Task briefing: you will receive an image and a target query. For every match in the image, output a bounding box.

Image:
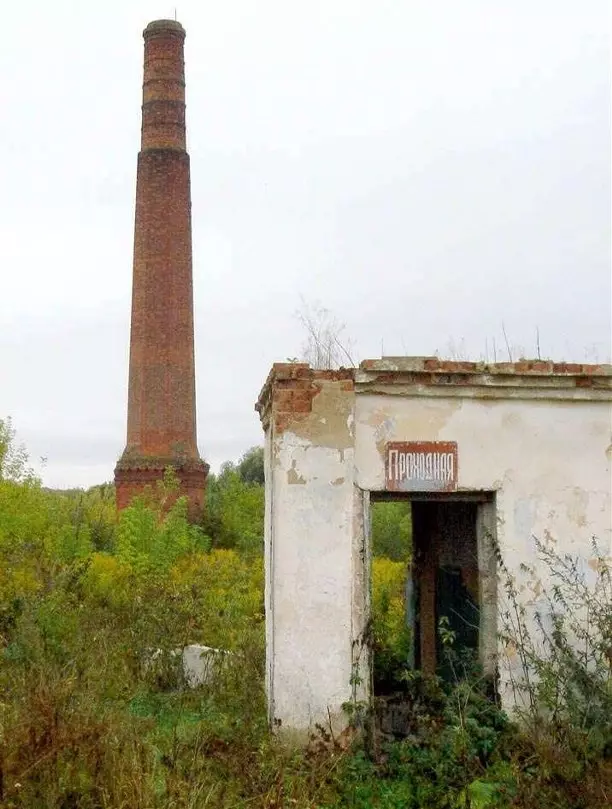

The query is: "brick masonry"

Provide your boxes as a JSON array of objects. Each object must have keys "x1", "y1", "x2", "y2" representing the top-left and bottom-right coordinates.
[
  {"x1": 255, "y1": 363, "x2": 355, "y2": 433},
  {"x1": 115, "y1": 20, "x2": 208, "y2": 519},
  {"x1": 255, "y1": 357, "x2": 612, "y2": 437}
]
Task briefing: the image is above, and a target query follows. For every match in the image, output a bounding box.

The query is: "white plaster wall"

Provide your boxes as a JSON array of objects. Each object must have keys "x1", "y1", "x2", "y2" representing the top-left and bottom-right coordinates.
[
  {"x1": 263, "y1": 423, "x2": 275, "y2": 722},
  {"x1": 355, "y1": 393, "x2": 612, "y2": 707},
  {"x1": 266, "y1": 428, "x2": 367, "y2": 734},
  {"x1": 265, "y1": 384, "x2": 611, "y2": 733},
  {"x1": 355, "y1": 395, "x2": 611, "y2": 553}
]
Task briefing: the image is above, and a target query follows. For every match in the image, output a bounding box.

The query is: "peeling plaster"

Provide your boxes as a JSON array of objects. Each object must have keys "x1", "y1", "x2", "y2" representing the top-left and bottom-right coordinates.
[
  {"x1": 287, "y1": 460, "x2": 306, "y2": 485},
  {"x1": 285, "y1": 382, "x2": 354, "y2": 450},
  {"x1": 263, "y1": 367, "x2": 612, "y2": 735}
]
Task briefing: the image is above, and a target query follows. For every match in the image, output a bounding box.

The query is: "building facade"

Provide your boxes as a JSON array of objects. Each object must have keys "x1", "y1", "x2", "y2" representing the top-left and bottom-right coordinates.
[{"x1": 256, "y1": 357, "x2": 612, "y2": 736}]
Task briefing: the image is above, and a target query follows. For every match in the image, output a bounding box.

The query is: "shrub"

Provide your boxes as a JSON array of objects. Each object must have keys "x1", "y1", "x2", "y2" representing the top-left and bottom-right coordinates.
[
  {"x1": 371, "y1": 556, "x2": 412, "y2": 691},
  {"x1": 496, "y1": 534, "x2": 612, "y2": 806}
]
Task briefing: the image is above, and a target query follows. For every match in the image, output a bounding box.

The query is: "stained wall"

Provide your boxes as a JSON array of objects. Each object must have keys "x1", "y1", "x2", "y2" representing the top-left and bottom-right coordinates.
[{"x1": 257, "y1": 359, "x2": 612, "y2": 734}]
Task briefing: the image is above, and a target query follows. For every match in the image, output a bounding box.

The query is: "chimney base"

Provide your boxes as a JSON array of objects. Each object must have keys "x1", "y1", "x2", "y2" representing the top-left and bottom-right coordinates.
[{"x1": 114, "y1": 457, "x2": 209, "y2": 522}]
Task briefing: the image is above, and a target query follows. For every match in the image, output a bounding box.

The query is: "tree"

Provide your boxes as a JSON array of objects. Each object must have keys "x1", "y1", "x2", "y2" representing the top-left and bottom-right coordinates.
[
  {"x1": 203, "y1": 463, "x2": 264, "y2": 556},
  {"x1": 0, "y1": 417, "x2": 36, "y2": 483},
  {"x1": 295, "y1": 297, "x2": 356, "y2": 369},
  {"x1": 371, "y1": 500, "x2": 412, "y2": 562},
  {"x1": 237, "y1": 446, "x2": 264, "y2": 485}
]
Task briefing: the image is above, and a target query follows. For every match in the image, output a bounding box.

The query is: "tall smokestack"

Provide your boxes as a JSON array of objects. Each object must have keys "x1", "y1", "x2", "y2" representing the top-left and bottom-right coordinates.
[{"x1": 115, "y1": 19, "x2": 208, "y2": 518}]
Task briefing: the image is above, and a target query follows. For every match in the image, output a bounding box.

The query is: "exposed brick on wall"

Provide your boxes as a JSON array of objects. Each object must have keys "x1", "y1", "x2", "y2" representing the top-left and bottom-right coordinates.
[
  {"x1": 115, "y1": 465, "x2": 207, "y2": 521},
  {"x1": 360, "y1": 356, "x2": 611, "y2": 377},
  {"x1": 126, "y1": 149, "x2": 197, "y2": 457},
  {"x1": 254, "y1": 363, "x2": 355, "y2": 433},
  {"x1": 256, "y1": 357, "x2": 612, "y2": 432},
  {"x1": 115, "y1": 19, "x2": 207, "y2": 519}
]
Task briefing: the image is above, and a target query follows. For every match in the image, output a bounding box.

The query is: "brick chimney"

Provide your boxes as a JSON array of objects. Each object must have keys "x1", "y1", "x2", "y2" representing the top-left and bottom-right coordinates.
[{"x1": 114, "y1": 19, "x2": 208, "y2": 519}]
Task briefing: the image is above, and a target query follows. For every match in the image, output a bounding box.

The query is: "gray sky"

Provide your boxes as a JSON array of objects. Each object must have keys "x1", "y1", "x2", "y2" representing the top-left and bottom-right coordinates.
[{"x1": 1, "y1": 0, "x2": 610, "y2": 489}]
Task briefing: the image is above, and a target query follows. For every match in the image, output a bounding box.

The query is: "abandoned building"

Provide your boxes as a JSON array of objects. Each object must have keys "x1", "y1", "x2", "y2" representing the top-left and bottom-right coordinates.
[
  {"x1": 256, "y1": 357, "x2": 612, "y2": 736},
  {"x1": 114, "y1": 20, "x2": 208, "y2": 516},
  {"x1": 109, "y1": 19, "x2": 612, "y2": 741}
]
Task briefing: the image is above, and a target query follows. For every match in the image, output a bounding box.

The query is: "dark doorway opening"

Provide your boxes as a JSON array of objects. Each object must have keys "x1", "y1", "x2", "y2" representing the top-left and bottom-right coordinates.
[
  {"x1": 370, "y1": 493, "x2": 496, "y2": 696},
  {"x1": 412, "y1": 500, "x2": 479, "y2": 679}
]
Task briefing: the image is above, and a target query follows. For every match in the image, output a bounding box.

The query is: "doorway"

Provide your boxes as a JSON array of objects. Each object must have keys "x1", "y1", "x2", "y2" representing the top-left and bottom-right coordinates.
[{"x1": 370, "y1": 493, "x2": 497, "y2": 694}]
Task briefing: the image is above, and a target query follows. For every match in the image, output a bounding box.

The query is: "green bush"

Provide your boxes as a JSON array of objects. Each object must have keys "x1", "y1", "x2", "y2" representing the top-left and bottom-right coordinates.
[
  {"x1": 203, "y1": 461, "x2": 265, "y2": 556},
  {"x1": 371, "y1": 556, "x2": 412, "y2": 691}
]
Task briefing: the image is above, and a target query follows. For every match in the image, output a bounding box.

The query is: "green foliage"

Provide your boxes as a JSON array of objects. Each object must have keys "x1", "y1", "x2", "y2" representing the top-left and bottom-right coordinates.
[
  {"x1": 371, "y1": 499, "x2": 412, "y2": 561},
  {"x1": 237, "y1": 445, "x2": 265, "y2": 485},
  {"x1": 332, "y1": 665, "x2": 513, "y2": 809},
  {"x1": 0, "y1": 419, "x2": 270, "y2": 807},
  {"x1": 116, "y1": 496, "x2": 208, "y2": 574},
  {"x1": 371, "y1": 556, "x2": 412, "y2": 691},
  {"x1": 496, "y1": 535, "x2": 612, "y2": 803},
  {"x1": 69, "y1": 482, "x2": 117, "y2": 552},
  {"x1": 169, "y1": 549, "x2": 264, "y2": 649},
  {"x1": 203, "y1": 461, "x2": 264, "y2": 555},
  {"x1": 370, "y1": 500, "x2": 412, "y2": 689}
]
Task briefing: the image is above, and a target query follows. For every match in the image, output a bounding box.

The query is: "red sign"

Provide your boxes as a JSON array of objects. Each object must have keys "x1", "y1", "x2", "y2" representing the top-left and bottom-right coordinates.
[{"x1": 385, "y1": 441, "x2": 458, "y2": 492}]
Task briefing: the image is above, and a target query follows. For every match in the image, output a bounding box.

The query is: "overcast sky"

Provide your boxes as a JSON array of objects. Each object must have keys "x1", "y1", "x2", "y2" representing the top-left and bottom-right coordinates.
[{"x1": 1, "y1": 0, "x2": 610, "y2": 489}]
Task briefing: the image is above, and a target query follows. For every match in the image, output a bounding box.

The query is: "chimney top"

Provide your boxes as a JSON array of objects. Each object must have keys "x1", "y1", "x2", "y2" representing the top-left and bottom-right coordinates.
[
  {"x1": 143, "y1": 19, "x2": 186, "y2": 39},
  {"x1": 140, "y1": 18, "x2": 187, "y2": 151}
]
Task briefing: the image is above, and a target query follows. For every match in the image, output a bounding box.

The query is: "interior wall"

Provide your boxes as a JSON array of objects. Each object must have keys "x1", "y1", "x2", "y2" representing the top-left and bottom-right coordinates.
[{"x1": 411, "y1": 500, "x2": 480, "y2": 675}]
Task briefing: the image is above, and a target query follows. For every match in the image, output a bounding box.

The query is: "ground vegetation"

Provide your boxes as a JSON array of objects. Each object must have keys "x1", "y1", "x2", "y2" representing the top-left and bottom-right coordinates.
[{"x1": 0, "y1": 419, "x2": 610, "y2": 807}]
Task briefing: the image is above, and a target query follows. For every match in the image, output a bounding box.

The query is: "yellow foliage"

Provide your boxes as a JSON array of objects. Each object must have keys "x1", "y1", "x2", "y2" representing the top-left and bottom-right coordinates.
[
  {"x1": 82, "y1": 552, "x2": 133, "y2": 609},
  {"x1": 372, "y1": 557, "x2": 406, "y2": 635},
  {"x1": 0, "y1": 563, "x2": 42, "y2": 610},
  {"x1": 371, "y1": 556, "x2": 411, "y2": 675},
  {"x1": 170, "y1": 549, "x2": 264, "y2": 649},
  {"x1": 372, "y1": 555, "x2": 406, "y2": 595}
]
